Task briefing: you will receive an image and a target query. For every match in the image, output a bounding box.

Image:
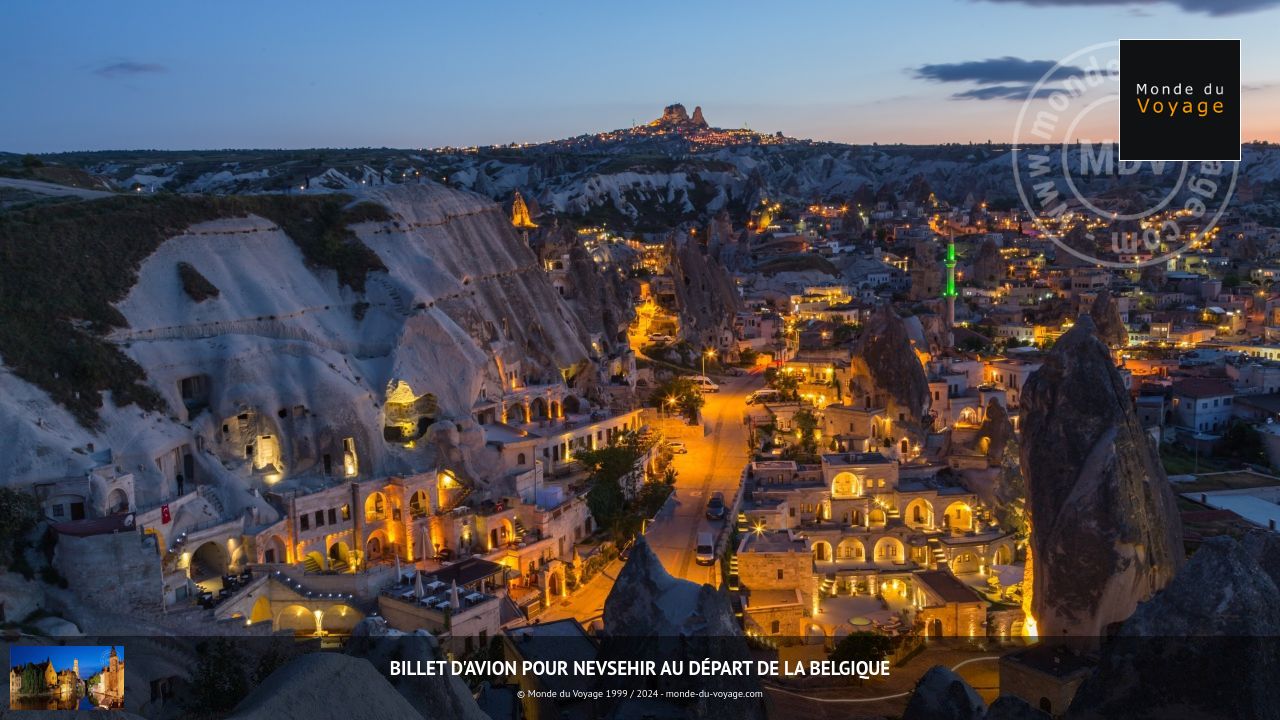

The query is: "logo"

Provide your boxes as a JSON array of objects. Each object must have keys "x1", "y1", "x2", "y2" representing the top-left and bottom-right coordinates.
[{"x1": 1012, "y1": 41, "x2": 1238, "y2": 269}]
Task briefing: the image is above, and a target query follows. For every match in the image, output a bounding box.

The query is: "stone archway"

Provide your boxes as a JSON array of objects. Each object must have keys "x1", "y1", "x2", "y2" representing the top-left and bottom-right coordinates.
[
  {"x1": 804, "y1": 623, "x2": 828, "y2": 645},
  {"x1": 190, "y1": 541, "x2": 228, "y2": 583},
  {"x1": 868, "y1": 508, "x2": 887, "y2": 528},
  {"x1": 904, "y1": 498, "x2": 934, "y2": 529},
  {"x1": 249, "y1": 596, "x2": 272, "y2": 626},
  {"x1": 365, "y1": 492, "x2": 387, "y2": 522},
  {"x1": 276, "y1": 604, "x2": 315, "y2": 634},
  {"x1": 831, "y1": 471, "x2": 859, "y2": 498},
  {"x1": 836, "y1": 538, "x2": 865, "y2": 561},
  {"x1": 409, "y1": 490, "x2": 429, "y2": 518},
  {"x1": 929, "y1": 618, "x2": 944, "y2": 637},
  {"x1": 365, "y1": 530, "x2": 388, "y2": 562},
  {"x1": 264, "y1": 534, "x2": 288, "y2": 564},
  {"x1": 322, "y1": 604, "x2": 362, "y2": 633},
  {"x1": 531, "y1": 397, "x2": 549, "y2": 420},
  {"x1": 993, "y1": 543, "x2": 1013, "y2": 566},
  {"x1": 106, "y1": 488, "x2": 130, "y2": 513},
  {"x1": 943, "y1": 502, "x2": 974, "y2": 532},
  {"x1": 813, "y1": 541, "x2": 832, "y2": 562},
  {"x1": 873, "y1": 537, "x2": 904, "y2": 563}
]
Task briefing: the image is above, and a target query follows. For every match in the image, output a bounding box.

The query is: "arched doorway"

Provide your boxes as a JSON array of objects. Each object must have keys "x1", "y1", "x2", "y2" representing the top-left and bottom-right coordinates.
[
  {"x1": 190, "y1": 541, "x2": 228, "y2": 584},
  {"x1": 831, "y1": 471, "x2": 858, "y2": 497},
  {"x1": 322, "y1": 604, "x2": 362, "y2": 633},
  {"x1": 904, "y1": 498, "x2": 933, "y2": 529},
  {"x1": 993, "y1": 544, "x2": 1013, "y2": 566},
  {"x1": 249, "y1": 596, "x2": 272, "y2": 625},
  {"x1": 264, "y1": 535, "x2": 287, "y2": 564},
  {"x1": 812, "y1": 541, "x2": 832, "y2": 562},
  {"x1": 836, "y1": 538, "x2": 865, "y2": 561},
  {"x1": 328, "y1": 541, "x2": 351, "y2": 570},
  {"x1": 944, "y1": 502, "x2": 973, "y2": 532},
  {"x1": 409, "y1": 490, "x2": 429, "y2": 518},
  {"x1": 868, "y1": 508, "x2": 887, "y2": 528},
  {"x1": 531, "y1": 397, "x2": 548, "y2": 420},
  {"x1": 563, "y1": 395, "x2": 582, "y2": 414},
  {"x1": 365, "y1": 530, "x2": 387, "y2": 562},
  {"x1": 365, "y1": 492, "x2": 387, "y2": 522},
  {"x1": 873, "y1": 537, "x2": 904, "y2": 563},
  {"x1": 106, "y1": 488, "x2": 130, "y2": 513},
  {"x1": 804, "y1": 623, "x2": 827, "y2": 645},
  {"x1": 929, "y1": 618, "x2": 944, "y2": 637},
  {"x1": 276, "y1": 604, "x2": 315, "y2": 634}
]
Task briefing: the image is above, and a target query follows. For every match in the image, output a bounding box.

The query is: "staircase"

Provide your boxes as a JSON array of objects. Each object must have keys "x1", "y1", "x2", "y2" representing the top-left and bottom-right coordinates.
[
  {"x1": 819, "y1": 574, "x2": 837, "y2": 597},
  {"x1": 303, "y1": 554, "x2": 324, "y2": 573},
  {"x1": 511, "y1": 517, "x2": 528, "y2": 544},
  {"x1": 927, "y1": 537, "x2": 947, "y2": 569}
]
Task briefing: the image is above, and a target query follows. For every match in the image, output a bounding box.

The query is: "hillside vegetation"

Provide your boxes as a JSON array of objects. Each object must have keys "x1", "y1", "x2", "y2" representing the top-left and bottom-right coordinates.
[{"x1": 0, "y1": 193, "x2": 390, "y2": 426}]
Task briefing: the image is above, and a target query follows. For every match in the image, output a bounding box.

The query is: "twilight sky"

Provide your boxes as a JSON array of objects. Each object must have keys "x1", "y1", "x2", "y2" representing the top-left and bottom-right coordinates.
[{"x1": 4, "y1": 0, "x2": 1279, "y2": 151}]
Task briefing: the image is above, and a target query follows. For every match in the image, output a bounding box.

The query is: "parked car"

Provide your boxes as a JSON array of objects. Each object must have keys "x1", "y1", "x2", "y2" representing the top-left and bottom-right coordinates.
[
  {"x1": 648, "y1": 333, "x2": 675, "y2": 344},
  {"x1": 705, "y1": 492, "x2": 726, "y2": 521},
  {"x1": 692, "y1": 376, "x2": 719, "y2": 393},
  {"x1": 746, "y1": 389, "x2": 780, "y2": 405},
  {"x1": 665, "y1": 440, "x2": 688, "y2": 454},
  {"x1": 695, "y1": 532, "x2": 716, "y2": 565}
]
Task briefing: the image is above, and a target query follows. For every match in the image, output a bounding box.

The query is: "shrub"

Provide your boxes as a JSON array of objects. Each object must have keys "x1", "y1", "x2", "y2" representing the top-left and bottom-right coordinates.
[{"x1": 177, "y1": 262, "x2": 220, "y2": 302}]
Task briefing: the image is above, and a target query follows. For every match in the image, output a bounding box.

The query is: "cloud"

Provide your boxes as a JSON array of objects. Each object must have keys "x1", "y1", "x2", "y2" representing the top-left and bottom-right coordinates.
[
  {"x1": 913, "y1": 56, "x2": 1116, "y2": 100},
  {"x1": 950, "y1": 84, "x2": 1060, "y2": 100},
  {"x1": 94, "y1": 60, "x2": 167, "y2": 78},
  {"x1": 915, "y1": 57, "x2": 1064, "y2": 84},
  {"x1": 973, "y1": 0, "x2": 1280, "y2": 16}
]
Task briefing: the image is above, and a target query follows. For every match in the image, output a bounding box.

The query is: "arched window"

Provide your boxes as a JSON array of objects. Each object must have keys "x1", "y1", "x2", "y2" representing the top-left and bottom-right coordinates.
[{"x1": 517, "y1": 453, "x2": 526, "y2": 466}]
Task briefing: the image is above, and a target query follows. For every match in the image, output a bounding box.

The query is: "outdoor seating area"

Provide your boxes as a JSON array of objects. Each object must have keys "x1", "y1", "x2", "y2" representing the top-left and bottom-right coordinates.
[{"x1": 196, "y1": 569, "x2": 253, "y2": 608}]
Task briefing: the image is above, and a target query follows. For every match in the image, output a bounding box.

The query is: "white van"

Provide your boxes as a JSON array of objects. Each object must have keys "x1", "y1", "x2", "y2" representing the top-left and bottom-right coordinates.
[
  {"x1": 695, "y1": 532, "x2": 716, "y2": 565},
  {"x1": 747, "y1": 389, "x2": 779, "y2": 405},
  {"x1": 692, "y1": 376, "x2": 719, "y2": 393}
]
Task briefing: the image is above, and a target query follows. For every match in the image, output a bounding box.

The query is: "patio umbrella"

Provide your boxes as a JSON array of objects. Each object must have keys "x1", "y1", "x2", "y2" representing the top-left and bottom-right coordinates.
[
  {"x1": 450, "y1": 580, "x2": 461, "y2": 609},
  {"x1": 414, "y1": 571, "x2": 424, "y2": 600},
  {"x1": 395, "y1": 553, "x2": 402, "y2": 582}
]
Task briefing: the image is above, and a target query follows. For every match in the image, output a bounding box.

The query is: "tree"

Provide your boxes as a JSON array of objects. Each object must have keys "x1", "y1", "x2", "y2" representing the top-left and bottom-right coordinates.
[
  {"x1": 650, "y1": 376, "x2": 704, "y2": 423},
  {"x1": 189, "y1": 639, "x2": 249, "y2": 713},
  {"x1": 829, "y1": 632, "x2": 893, "y2": 665},
  {"x1": 1221, "y1": 420, "x2": 1268, "y2": 466},
  {"x1": 764, "y1": 368, "x2": 800, "y2": 400},
  {"x1": 0, "y1": 488, "x2": 40, "y2": 570}
]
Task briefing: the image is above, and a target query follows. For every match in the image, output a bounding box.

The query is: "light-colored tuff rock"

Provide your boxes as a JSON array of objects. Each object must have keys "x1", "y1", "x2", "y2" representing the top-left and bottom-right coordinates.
[{"x1": 1019, "y1": 315, "x2": 1183, "y2": 637}]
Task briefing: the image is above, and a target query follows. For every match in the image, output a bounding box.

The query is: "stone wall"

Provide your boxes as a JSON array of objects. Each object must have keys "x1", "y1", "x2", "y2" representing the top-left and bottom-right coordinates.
[
  {"x1": 56, "y1": 531, "x2": 162, "y2": 612},
  {"x1": 737, "y1": 549, "x2": 812, "y2": 590}
]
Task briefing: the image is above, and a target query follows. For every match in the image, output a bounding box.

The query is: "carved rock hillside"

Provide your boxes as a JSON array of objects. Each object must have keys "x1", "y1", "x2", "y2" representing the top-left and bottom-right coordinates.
[
  {"x1": 0, "y1": 184, "x2": 613, "y2": 510},
  {"x1": 1019, "y1": 315, "x2": 1183, "y2": 637},
  {"x1": 852, "y1": 304, "x2": 931, "y2": 430}
]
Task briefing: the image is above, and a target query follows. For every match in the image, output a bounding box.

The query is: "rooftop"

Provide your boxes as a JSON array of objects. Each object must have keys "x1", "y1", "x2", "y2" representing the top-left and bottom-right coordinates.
[
  {"x1": 914, "y1": 570, "x2": 983, "y2": 605},
  {"x1": 821, "y1": 451, "x2": 891, "y2": 466},
  {"x1": 1171, "y1": 377, "x2": 1235, "y2": 399}
]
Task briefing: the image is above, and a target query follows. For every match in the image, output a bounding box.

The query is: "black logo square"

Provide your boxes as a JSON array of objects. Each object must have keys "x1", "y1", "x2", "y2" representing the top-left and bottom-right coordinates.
[{"x1": 1119, "y1": 39, "x2": 1240, "y2": 162}]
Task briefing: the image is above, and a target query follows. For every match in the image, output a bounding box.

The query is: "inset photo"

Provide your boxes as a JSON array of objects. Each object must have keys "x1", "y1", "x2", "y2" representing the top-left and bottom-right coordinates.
[{"x1": 9, "y1": 645, "x2": 125, "y2": 711}]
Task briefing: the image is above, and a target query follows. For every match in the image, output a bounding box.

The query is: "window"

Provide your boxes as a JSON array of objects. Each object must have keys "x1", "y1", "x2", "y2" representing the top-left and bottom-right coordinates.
[
  {"x1": 328, "y1": 508, "x2": 337, "y2": 525},
  {"x1": 300, "y1": 515, "x2": 310, "y2": 531},
  {"x1": 52, "y1": 504, "x2": 65, "y2": 518},
  {"x1": 771, "y1": 620, "x2": 781, "y2": 634},
  {"x1": 517, "y1": 453, "x2": 526, "y2": 466},
  {"x1": 776, "y1": 569, "x2": 784, "y2": 580},
  {"x1": 315, "y1": 510, "x2": 325, "y2": 527}
]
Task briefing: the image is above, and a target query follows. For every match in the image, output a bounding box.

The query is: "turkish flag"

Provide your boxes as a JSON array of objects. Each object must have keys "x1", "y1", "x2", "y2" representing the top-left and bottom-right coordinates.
[{"x1": 161, "y1": 505, "x2": 171, "y2": 524}]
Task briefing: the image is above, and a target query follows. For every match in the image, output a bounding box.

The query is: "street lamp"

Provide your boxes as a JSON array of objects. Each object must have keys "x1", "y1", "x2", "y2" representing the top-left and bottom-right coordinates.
[{"x1": 702, "y1": 348, "x2": 716, "y2": 377}]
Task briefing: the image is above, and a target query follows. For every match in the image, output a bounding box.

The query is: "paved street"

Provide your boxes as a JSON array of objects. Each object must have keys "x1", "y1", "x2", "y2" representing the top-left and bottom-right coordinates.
[
  {"x1": 540, "y1": 370, "x2": 761, "y2": 623},
  {"x1": 646, "y1": 372, "x2": 760, "y2": 584}
]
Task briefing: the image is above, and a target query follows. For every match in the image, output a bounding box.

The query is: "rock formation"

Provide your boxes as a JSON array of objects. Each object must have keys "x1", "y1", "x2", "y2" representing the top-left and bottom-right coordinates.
[
  {"x1": 852, "y1": 305, "x2": 931, "y2": 430},
  {"x1": 1068, "y1": 535, "x2": 1280, "y2": 720},
  {"x1": 902, "y1": 666, "x2": 985, "y2": 720},
  {"x1": 902, "y1": 666, "x2": 1046, "y2": 720},
  {"x1": 1019, "y1": 315, "x2": 1183, "y2": 637},
  {"x1": 668, "y1": 233, "x2": 743, "y2": 358},
  {"x1": 599, "y1": 537, "x2": 765, "y2": 720},
  {"x1": 690, "y1": 105, "x2": 708, "y2": 128},
  {"x1": 347, "y1": 618, "x2": 490, "y2": 720},
  {"x1": 229, "y1": 652, "x2": 425, "y2": 720},
  {"x1": 971, "y1": 238, "x2": 1003, "y2": 289},
  {"x1": 1087, "y1": 290, "x2": 1128, "y2": 349}
]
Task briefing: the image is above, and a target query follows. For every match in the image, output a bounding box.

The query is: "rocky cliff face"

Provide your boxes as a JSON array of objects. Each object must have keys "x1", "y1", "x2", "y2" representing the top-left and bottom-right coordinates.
[
  {"x1": 971, "y1": 238, "x2": 1003, "y2": 289},
  {"x1": 902, "y1": 666, "x2": 1045, "y2": 720},
  {"x1": 599, "y1": 537, "x2": 765, "y2": 720},
  {"x1": 1068, "y1": 535, "x2": 1280, "y2": 719},
  {"x1": 1019, "y1": 316, "x2": 1183, "y2": 637},
  {"x1": 1087, "y1": 290, "x2": 1129, "y2": 349},
  {"x1": 852, "y1": 305, "x2": 931, "y2": 430},
  {"x1": 669, "y1": 233, "x2": 743, "y2": 357},
  {"x1": 346, "y1": 618, "x2": 490, "y2": 720},
  {"x1": 0, "y1": 184, "x2": 611, "y2": 505},
  {"x1": 229, "y1": 652, "x2": 427, "y2": 720}
]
